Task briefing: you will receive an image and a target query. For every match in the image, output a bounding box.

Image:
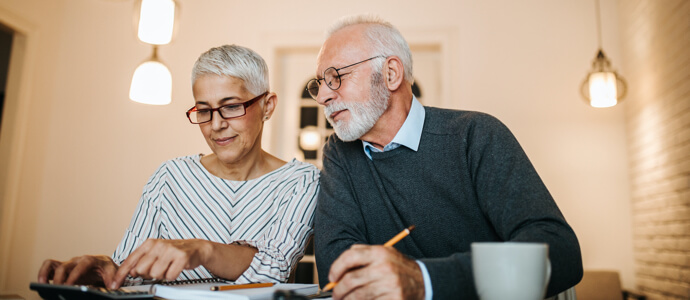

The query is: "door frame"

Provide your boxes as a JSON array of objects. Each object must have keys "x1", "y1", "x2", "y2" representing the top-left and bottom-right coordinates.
[{"x1": 0, "y1": 6, "x2": 37, "y2": 289}]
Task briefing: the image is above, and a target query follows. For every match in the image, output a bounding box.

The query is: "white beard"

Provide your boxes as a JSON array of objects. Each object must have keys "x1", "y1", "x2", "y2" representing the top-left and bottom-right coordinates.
[{"x1": 324, "y1": 71, "x2": 391, "y2": 142}]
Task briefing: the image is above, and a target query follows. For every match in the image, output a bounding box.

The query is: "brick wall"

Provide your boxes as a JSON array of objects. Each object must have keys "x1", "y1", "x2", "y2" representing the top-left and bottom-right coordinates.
[{"x1": 619, "y1": 0, "x2": 690, "y2": 299}]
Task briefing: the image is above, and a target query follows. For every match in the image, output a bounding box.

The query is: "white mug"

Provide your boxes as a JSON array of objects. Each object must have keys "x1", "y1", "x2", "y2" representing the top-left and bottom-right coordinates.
[{"x1": 472, "y1": 242, "x2": 551, "y2": 300}]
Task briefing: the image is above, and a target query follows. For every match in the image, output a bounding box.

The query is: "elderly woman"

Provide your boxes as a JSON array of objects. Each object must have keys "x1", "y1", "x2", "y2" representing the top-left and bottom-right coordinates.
[{"x1": 37, "y1": 45, "x2": 319, "y2": 289}]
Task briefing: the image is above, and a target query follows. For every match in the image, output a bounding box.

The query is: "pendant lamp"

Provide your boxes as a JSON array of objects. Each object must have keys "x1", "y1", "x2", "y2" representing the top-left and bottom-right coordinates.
[
  {"x1": 137, "y1": 0, "x2": 176, "y2": 45},
  {"x1": 129, "y1": 46, "x2": 172, "y2": 105},
  {"x1": 580, "y1": 0, "x2": 627, "y2": 108},
  {"x1": 129, "y1": 0, "x2": 177, "y2": 105}
]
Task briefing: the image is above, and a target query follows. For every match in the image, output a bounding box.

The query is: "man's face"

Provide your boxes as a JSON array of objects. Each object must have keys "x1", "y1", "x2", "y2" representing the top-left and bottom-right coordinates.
[{"x1": 314, "y1": 25, "x2": 390, "y2": 142}]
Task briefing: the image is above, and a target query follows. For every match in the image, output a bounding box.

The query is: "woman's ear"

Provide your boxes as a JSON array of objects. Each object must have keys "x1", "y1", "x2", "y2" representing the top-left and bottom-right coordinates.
[
  {"x1": 384, "y1": 56, "x2": 405, "y2": 91},
  {"x1": 262, "y1": 92, "x2": 278, "y2": 121}
]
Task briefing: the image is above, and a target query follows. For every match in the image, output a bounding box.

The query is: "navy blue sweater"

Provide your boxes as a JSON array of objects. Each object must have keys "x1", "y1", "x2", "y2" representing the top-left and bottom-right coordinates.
[{"x1": 314, "y1": 107, "x2": 583, "y2": 299}]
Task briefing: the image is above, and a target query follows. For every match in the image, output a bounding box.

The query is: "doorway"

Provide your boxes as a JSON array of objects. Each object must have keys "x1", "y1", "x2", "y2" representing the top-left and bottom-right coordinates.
[{"x1": 0, "y1": 23, "x2": 12, "y2": 136}]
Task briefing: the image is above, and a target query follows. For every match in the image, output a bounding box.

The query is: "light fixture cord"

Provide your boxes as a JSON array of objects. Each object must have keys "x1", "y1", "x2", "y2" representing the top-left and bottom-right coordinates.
[
  {"x1": 151, "y1": 45, "x2": 159, "y2": 60},
  {"x1": 595, "y1": 0, "x2": 602, "y2": 49}
]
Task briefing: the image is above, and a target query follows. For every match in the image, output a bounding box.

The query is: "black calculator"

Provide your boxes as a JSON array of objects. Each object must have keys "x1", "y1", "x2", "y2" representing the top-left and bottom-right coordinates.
[{"x1": 30, "y1": 282, "x2": 154, "y2": 300}]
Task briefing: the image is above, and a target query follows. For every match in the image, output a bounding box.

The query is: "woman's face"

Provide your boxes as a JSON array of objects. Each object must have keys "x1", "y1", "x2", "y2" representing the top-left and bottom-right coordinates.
[{"x1": 192, "y1": 75, "x2": 272, "y2": 165}]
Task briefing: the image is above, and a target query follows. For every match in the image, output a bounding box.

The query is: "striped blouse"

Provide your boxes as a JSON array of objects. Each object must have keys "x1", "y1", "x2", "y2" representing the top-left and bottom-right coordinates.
[{"x1": 112, "y1": 154, "x2": 320, "y2": 283}]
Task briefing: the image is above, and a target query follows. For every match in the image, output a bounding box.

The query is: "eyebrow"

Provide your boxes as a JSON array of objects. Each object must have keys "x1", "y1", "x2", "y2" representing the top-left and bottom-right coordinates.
[
  {"x1": 195, "y1": 96, "x2": 242, "y2": 106},
  {"x1": 315, "y1": 59, "x2": 354, "y2": 78}
]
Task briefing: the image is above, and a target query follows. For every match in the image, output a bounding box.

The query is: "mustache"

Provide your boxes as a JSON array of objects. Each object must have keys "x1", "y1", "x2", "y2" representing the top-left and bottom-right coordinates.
[{"x1": 324, "y1": 102, "x2": 350, "y2": 118}]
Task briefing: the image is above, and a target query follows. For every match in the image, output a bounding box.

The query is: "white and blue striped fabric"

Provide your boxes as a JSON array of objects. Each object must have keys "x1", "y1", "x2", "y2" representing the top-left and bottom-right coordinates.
[{"x1": 112, "y1": 154, "x2": 320, "y2": 283}]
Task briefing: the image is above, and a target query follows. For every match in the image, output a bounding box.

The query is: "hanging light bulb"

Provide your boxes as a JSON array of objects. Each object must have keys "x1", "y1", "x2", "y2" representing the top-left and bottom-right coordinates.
[
  {"x1": 582, "y1": 50, "x2": 626, "y2": 108},
  {"x1": 299, "y1": 126, "x2": 322, "y2": 151},
  {"x1": 129, "y1": 46, "x2": 172, "y2": 105},
  {"x1": 580, "y1": 0, "x2": 627, "y2": 108},
  {"x1": 136, "y1": 0, "x2": 177, "y2": 45}
]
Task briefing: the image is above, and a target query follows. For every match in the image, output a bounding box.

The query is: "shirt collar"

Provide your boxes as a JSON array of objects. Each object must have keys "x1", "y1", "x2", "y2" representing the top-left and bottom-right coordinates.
[{"x1": 362, "y1": 96, "x2": 425, "y2": 159}]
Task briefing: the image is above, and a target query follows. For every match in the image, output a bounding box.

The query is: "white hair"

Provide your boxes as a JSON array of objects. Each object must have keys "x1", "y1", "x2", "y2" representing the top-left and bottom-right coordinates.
[
  {"x1": 191, "y1": 44, "x2": 269, "y2": 96},
  {"x1": 327, "y1": 14, "x2": 413, "y2": 83}
]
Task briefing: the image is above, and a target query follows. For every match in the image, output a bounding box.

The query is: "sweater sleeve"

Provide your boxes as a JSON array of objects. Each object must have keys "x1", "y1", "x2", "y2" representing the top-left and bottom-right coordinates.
[
  {"x1": 314, "y1": 137, "x2": 369, "y2": 287},
  {"x1": 422, "y1": 114, "x2": 583, "y2": 299},
  {"x1": 233, "y1": 170, "x2": 320, "y2": 283}
]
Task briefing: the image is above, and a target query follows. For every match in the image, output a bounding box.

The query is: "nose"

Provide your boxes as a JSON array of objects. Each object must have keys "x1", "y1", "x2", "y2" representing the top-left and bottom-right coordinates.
[
  {"x1": 210, "y1": 110, "x2": 228, "y2": 131},
  {"x1": 315, "y1": 83, "x2": 335, "y2": 106}
]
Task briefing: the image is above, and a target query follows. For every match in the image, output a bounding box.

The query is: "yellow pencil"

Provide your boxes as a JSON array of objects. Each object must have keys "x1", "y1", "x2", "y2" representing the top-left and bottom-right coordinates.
[
  {"x1": 210, "y1": 282, "x2": 274, "y2": 291},
  {"x1": 321, "y1": 225, "x2": 416, "y2": 292}
]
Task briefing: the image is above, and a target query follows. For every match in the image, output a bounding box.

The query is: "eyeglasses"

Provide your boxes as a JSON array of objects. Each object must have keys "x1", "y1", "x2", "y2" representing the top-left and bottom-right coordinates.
[
  {"x1": 306, "y1": 55, "x2": 384, "y2": 100},
  {"x1": 186, "y1": 92, "x2": 268, "y2": 124}
]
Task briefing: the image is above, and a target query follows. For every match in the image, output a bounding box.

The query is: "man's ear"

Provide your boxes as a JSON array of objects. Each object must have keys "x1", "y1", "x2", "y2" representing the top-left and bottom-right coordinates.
[
  {"x1": 262, "y1": 93, "x2": 278, "y2": 121},
  {"x1": 383, "y1": 56, "x2": 405, "y2": 91}
]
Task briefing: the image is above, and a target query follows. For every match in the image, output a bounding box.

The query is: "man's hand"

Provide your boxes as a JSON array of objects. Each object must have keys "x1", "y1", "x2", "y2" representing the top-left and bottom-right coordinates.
[
  {"x1": 328, "y1": 244, "x2": 425, "y2": 300},
  {"x1": 37, "y1": 255, "x2": 118, "y2": 287},
  {"x1": 111, "y1": 239, "x2": 211, "y2": 289}
]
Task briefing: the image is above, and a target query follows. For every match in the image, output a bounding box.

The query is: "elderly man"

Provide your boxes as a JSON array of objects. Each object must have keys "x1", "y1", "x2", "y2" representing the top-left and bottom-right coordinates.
[{"x1": 310, "y1": 15, "x2": 583, "y2": 300}]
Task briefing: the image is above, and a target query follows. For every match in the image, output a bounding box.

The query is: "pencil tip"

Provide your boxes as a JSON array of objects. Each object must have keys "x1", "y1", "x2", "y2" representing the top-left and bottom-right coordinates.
[{"x1": 408, "y1": 225, "x2": 416, "y2": 231}]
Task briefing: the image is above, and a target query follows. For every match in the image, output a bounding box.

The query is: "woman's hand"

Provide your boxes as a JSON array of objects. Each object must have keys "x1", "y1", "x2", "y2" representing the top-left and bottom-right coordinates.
[
  {"x1": 111, "y1": 239, "x2": 212, "y2": 289},
  {"x1": 37, "y1": 255, "x2": 119, "y2": 287}
]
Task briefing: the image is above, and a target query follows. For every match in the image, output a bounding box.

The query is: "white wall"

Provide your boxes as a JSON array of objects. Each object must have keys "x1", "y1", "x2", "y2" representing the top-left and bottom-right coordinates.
[{"x1": 0, "y1": 0, "x2": 634, "y2": 298}]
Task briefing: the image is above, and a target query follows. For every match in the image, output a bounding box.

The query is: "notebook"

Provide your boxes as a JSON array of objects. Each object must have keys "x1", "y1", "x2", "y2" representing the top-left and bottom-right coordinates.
[
  {"x1": 152, "y1": 282, "x2": 319, "y2": 300},
  {"x1": 30, "y1": 279, "x2": 319, "y2": 300}
]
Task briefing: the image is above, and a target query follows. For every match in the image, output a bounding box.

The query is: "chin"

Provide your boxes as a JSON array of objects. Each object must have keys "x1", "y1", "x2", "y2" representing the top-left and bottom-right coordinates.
[
  {"x1": 210, "y1": 145, "x2": 241, "y2": 161},
  {"x1": 333, "y1": 126, "x2": 364, "y2": 142},
  {"x1": 216, "y1": 153, "x2": 243, "y2": 165}
]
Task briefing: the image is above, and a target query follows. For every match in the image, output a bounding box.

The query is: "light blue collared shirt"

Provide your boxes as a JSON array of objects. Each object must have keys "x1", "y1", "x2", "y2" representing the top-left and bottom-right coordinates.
[
  {"x1": 362, "y1": 96, "x2": 425, "y2": 159},
  {"x1": 361, "y1": 96, "x2": 433, "y2": 300}
]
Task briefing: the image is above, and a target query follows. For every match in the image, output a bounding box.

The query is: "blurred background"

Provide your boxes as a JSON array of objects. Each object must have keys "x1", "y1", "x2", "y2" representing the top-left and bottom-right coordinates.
[{"x1": 0, "y1": 0, "x2": 687, "y2": 299}]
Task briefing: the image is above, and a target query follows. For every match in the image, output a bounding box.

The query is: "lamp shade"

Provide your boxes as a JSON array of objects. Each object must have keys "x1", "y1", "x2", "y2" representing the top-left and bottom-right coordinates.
[
  {"x1": 137, "y1": 0, "x2": 176, "y2": 45},
  {"x1": 129, "y1": 60, "x2": 172, "y2": 105},
  {"x1": 588, "y1": 72, "x2": 618, "y2": 108},
  {"x1": 580, "y1": 50, "x2": 627, "y2": 108}
]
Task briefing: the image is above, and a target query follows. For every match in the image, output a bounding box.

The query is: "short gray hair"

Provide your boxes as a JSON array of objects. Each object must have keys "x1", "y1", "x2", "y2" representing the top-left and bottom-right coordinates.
[
  {"x1": 327, "y1": 14, "x2": 413, "y2": 83},
  {"x1": 191, "y1": 45, "x2": 269, "y2": 96}
]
